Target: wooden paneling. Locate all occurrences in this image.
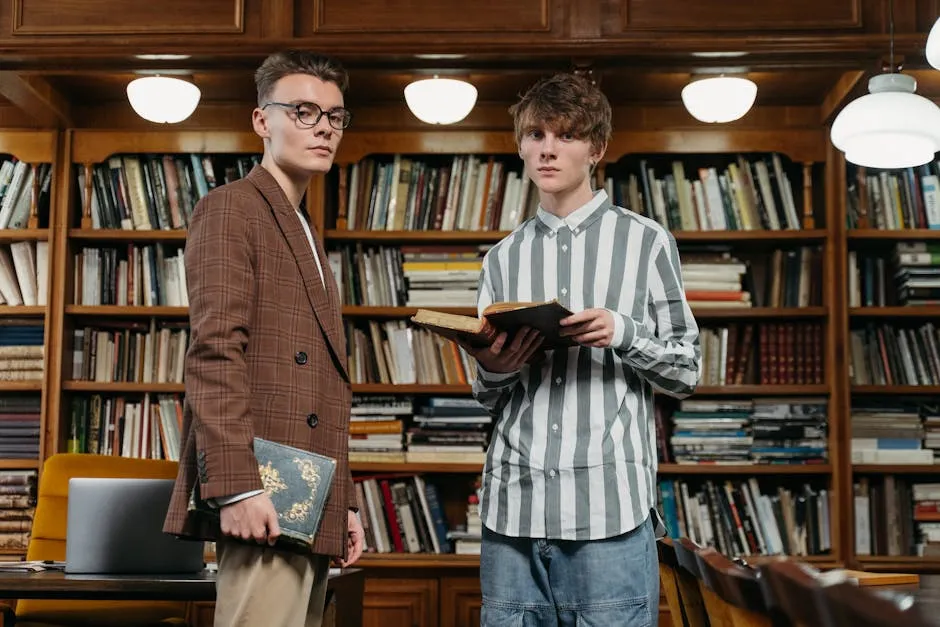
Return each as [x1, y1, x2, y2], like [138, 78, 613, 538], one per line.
[362, 578, 437, 627]
[11, 0, 245, 35]
[308, 0, 550, 33]
[440, 577, 482, 627]
[620, 0, 861, 31]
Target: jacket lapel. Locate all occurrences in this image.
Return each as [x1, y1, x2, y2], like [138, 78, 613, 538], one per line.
[246, 166, 348, 380]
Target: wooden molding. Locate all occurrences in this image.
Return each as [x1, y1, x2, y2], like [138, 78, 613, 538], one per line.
[0, 73, 71, 127]
[11, 0, 244, 35]
[620, 0, 862, 31]
[819, 69, 867, 124]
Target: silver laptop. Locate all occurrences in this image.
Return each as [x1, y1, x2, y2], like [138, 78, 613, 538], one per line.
[65, 477, 205, 574]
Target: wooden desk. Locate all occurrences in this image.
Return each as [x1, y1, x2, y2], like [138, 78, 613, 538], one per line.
[0, 568, 364, 626]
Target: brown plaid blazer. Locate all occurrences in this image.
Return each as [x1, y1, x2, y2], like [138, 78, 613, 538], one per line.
[163, 165, 354, 559]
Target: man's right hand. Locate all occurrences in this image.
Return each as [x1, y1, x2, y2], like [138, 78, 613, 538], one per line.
[219, 492, 281, 546]
[463, 326, 543, 373]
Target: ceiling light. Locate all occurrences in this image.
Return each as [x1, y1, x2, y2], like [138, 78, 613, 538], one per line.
[404, 76, 477, 125]
[928, 17, 940, 70]
[690, 51, 748, 58]
[830, 73, 940, 168]
[133, 54, 192, 61]
[126, 76, 201, 124]
[680, 76, 757, 123]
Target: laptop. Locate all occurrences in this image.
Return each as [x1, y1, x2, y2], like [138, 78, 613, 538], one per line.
[65, 477, 205, 574]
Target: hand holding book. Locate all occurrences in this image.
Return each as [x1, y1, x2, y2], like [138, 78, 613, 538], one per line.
[557, 308, 617, 348]
[411, 300, 618, 356]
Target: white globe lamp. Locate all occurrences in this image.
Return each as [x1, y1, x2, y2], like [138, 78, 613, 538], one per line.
[681, 76, 757, 123]
[927, 17, 940, 70]
[404, 76, 477, 125]
[830, 73, 940, 169]
[126, 76, 201, 124]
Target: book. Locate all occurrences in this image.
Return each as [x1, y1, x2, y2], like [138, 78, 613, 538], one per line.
[189, 437, 337, 551]
[411, 299, 575, 350]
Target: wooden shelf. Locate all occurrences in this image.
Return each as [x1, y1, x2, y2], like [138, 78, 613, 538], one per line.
[853, 465, 940, 474]
[0, 382, 42, 392]
[355, 552, 836, 570]
[342, 306, 827, 320]
[672, 229, 827, 244]
[849, 306, 940, 318]
[848, 229, 940, 242]
[0, 460, 40, 470]
[63, 381, 184, 393]
[326, 229, 828, 245]
[352, 384, 472, 395]
[691, 385, 829, 396]
[351, 462, 483, 473]
[349, 384, 828, 396]
[65, 305, 189, 317]
[325, 230, 509, 244]
[851, 385, 940, 395]
[855, 556, 940, 573]
[0, 229, 49, 242]
[690, 307, 826, 319]
[658, 463, 831, 475]
[356, 553, 481, 569]
[0, 306, 44, 317]
[68, 229, 187, 242]
[343, 306, 475, 318]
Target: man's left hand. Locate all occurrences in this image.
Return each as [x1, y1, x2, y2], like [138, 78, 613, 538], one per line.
[335, 510, 364, 567]
[559, 308, 616, 348]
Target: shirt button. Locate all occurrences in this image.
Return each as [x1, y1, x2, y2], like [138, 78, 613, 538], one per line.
[555, 377, 562, 385]
[561, 288, 567, 295]
[552, 424, 559, 432]
[549, 469, 557, 478]
[561, 244, 568, 252]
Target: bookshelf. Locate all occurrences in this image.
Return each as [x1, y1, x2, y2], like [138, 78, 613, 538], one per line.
[2, 85, 935, 626]
[840, 148, 940, 573]
[0, 129, 58, 471]
[323, 126, 842, 569]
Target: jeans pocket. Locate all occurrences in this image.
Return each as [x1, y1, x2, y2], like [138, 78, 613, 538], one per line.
[574, 597, 651, 627]
[480, 603, 527, 627]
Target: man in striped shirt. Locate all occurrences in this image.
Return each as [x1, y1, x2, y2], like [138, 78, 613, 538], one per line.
[466, 73, 701, 626]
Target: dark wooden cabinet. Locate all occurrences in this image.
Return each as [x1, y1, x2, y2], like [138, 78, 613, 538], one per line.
[363, 578, 438, 627]
[440, 577, 481, 627]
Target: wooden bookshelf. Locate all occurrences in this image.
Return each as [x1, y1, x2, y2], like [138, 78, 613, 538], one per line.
[849, 306, 940, 318]
[0, 87, 882, 626]
[0, 229, 49, 243]
[0, 306, 45, 317]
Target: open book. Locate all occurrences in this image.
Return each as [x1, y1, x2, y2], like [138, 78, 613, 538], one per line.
[411, 299, 575, 350]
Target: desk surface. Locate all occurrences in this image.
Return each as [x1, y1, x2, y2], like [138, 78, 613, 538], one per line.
[0, 567, 364, 601]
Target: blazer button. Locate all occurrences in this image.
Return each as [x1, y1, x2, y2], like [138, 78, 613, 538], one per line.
[306, 413, 319, 428]
[295, 351, 308, 365]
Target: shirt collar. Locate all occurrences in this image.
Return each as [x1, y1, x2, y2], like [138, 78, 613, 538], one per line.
[536, 189, 610, 234]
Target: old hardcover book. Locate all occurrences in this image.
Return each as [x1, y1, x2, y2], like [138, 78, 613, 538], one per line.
[189, 437, 336, 550]
[411, 299, 575, 350]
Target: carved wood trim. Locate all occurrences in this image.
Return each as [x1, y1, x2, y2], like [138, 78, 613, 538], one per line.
[621, 0, 862, 31]
[11, 0, 245, 35]
[311, 0, 550, 33]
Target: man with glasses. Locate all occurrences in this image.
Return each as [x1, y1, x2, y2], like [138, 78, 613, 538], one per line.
[164, 50, 362, 627]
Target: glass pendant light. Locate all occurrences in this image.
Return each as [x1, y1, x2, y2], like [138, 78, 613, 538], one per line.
[829, 0, 940, 168]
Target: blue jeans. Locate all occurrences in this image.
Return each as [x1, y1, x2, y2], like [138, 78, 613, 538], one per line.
[480, 514, 659, 627]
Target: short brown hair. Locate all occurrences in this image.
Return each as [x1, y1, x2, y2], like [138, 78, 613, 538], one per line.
[255, 50, 349, 105]
[509, 73, 612, 152]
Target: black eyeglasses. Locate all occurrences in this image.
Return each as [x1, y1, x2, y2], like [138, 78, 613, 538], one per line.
[262, 101, 352, 130]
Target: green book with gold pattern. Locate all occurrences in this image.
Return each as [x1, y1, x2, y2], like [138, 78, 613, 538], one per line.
[189, 437, 337, 550]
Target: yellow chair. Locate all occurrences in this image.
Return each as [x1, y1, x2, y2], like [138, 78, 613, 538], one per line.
[11, 453, 191, 627]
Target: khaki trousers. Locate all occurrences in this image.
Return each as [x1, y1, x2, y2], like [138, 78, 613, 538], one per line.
[213, 540, 330, 627]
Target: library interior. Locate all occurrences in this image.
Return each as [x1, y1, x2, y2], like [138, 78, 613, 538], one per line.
[2, 0, 940, 625]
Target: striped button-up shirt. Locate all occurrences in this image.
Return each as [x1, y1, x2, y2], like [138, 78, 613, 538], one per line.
[472, 189, 701, 541]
